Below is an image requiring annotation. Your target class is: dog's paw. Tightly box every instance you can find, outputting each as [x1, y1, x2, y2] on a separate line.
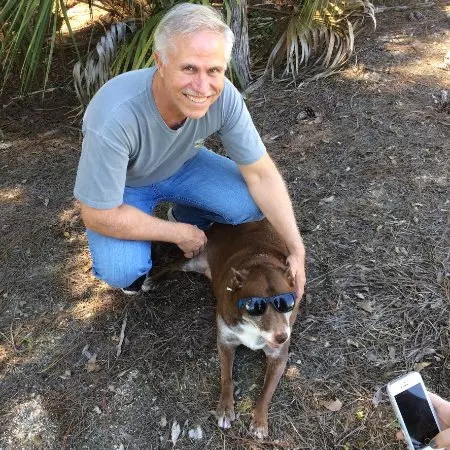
[249, 414, 268, 439]
[216, 404, 235, 429]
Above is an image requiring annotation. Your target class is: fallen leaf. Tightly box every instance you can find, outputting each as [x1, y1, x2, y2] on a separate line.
[388, 346, 396, 360]
[237, 396, 253, 413]
[86, 354, 102, 373]
[414, 361, 431, 372]
[262, 134, 281, 143]
[59, 370, 71, 380]
[171, 420, 181, 446]
[372, 387, 383, 407]
[303, 335, 317, 342]
[415, 348, 436, 362]
[347, 339, 360, 348]
[285, 366, 301, 380]
[159, 415, 167, 427]
[319, 195, 335, 205]
[320, 399, 343, 411]
[188, 425, 203, 440]
[81, 344, 91, 359]
[357, 300, 373, 313]
[313, 114, 323, 124]
[355, 292, 365, 300]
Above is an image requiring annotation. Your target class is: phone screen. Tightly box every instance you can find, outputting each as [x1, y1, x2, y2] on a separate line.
[395, 382, 440, 450]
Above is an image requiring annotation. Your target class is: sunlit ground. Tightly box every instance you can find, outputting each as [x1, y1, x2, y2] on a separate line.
[58, 203, 116, 321]
[60, 2, 105, 34]
[0, 187, 26, 204]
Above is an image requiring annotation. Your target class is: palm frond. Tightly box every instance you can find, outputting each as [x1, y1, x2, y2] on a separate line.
[0, 0, 79, 93]
[73, 21, 135, 107]
[264, 0, 376, 83]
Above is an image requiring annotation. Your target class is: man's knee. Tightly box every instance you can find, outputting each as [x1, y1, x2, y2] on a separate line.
[86, 229, 152, 289]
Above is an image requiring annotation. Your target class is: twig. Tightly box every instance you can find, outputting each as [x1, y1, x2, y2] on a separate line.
[219, 431, 292, 448]
[374, 3, 435, 14]
[116, 313, 127, 358]
[2, 87, 63, 108]
[10, 322, 19, 353]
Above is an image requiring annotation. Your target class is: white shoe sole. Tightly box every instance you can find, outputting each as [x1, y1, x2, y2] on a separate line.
[167, 207, 178, 223]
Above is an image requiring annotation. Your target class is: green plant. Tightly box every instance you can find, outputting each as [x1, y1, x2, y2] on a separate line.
[0, 0, 79, 92]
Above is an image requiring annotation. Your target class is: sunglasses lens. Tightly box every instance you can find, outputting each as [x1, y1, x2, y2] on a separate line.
[246, 298, 267, 316]
[273, 294, 295, 313]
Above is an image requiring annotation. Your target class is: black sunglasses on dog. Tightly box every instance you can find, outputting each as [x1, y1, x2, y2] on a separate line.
[237, 292, 296, 316]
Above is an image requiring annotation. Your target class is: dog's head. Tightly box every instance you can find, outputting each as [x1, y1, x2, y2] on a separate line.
[229, 263, 299, 349]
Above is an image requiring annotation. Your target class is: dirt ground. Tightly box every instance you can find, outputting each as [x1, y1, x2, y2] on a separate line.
[0, 1, 449, 449]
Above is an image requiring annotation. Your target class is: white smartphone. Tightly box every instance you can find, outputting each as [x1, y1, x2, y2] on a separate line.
[387, 371, 443, 450]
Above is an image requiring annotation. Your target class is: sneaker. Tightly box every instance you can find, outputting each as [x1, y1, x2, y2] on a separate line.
[120, 271, 152, 295]
[167, 206, 178, 223]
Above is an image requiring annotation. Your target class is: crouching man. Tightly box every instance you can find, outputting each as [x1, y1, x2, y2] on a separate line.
[74, 3, 305, 298]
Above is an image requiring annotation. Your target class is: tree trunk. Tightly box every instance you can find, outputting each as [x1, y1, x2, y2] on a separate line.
[229, 0, 251, 88]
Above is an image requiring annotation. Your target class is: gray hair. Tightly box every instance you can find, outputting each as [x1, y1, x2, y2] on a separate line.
[154, 3, 235, 64]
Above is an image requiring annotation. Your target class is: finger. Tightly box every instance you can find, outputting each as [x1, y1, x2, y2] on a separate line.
[430, 428, 450, 449]
[295, 279, 304, 300]
[396, 430, 404, 441]
[429, 392, 448, 410]
[294, 272, 305, 299]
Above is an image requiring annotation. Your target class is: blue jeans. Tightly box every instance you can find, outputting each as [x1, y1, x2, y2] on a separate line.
[86, 148, 263, 288]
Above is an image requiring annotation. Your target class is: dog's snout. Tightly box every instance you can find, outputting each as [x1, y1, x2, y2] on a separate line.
[274, 332, 288, 344]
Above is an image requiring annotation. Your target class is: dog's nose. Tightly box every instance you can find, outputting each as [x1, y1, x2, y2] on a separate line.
[274, 332, 288, 344]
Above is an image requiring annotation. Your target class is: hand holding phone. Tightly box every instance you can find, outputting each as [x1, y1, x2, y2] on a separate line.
[388, 372, 444, 450]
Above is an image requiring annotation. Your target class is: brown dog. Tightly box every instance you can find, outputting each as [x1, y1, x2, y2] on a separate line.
[178, 218, 301, 438]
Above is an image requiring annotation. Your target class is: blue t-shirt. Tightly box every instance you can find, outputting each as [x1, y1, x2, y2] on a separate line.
[74, 67, 266, 209]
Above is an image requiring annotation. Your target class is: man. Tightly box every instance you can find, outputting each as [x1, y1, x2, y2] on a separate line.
[74, 3, 306, 298]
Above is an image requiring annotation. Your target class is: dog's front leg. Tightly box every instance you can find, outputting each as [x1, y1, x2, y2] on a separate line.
[216, 341, 237, 429]
[250, 344, 289, 439]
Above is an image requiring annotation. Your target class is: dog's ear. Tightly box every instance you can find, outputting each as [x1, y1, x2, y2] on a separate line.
[230, 268, 249, 290]
[284, 266, 295, 287]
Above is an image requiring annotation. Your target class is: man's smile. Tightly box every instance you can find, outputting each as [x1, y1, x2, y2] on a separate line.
[184, 93, 214, 104]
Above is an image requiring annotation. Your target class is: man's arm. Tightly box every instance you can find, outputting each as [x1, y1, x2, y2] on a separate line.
[80, 202, 207, 258]
[239, 153, 306, 298]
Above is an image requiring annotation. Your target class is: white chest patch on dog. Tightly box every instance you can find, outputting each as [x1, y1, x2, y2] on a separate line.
[217, 316, 268, 351]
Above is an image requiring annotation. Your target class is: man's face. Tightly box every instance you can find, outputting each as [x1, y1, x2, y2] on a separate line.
[155, 30, 227, 122]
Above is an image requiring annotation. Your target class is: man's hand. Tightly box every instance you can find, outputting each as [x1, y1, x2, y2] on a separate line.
[396, 392, 450, 450]
[174, 223, 207, 258]
[286, 246, 306, 299]
[239, 154, 306, 299]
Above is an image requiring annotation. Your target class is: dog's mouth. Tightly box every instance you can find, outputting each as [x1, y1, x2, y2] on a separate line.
[242, 317, 289, 349]
[266, 340, 283, 349]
